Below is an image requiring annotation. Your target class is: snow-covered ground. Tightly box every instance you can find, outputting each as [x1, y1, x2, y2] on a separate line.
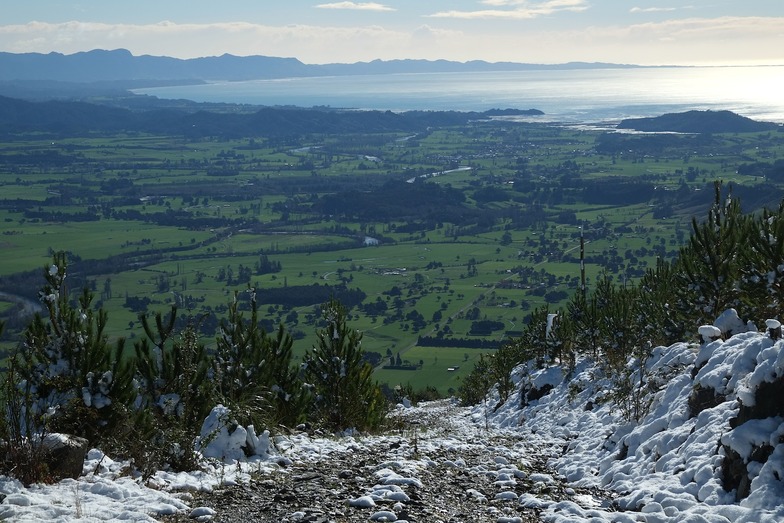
[486, 318, 784, 522]
[3, 313, 784, 522]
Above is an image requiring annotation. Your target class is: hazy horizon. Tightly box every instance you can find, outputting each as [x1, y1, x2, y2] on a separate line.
[2, 1, 783, 67]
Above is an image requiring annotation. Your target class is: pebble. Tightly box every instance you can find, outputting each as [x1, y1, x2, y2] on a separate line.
[160, 400, 612, 523]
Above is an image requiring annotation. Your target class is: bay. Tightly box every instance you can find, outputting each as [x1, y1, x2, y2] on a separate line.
[134, 66, 784, 124]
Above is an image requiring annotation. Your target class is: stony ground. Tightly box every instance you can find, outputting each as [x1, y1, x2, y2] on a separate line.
[163, 401, 614, 523]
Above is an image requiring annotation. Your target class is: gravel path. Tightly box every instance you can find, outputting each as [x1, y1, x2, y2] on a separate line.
[162, 400, 613, 522]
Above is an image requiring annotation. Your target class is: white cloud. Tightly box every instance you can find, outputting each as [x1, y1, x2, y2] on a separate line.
[429, 0, 589, 20]
[412, 24, 462, 40]
[481, 0, 586, 6]
[315, 2, 395, 11]
[630, 7, 679, 13]
[557, 16, 784, 65]
[618, 16, 784, 40]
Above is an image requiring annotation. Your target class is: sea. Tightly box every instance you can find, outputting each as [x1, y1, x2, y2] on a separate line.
[133, 66, 784, 125]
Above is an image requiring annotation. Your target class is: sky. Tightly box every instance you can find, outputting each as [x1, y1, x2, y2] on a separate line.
[0, 1, 783, 66]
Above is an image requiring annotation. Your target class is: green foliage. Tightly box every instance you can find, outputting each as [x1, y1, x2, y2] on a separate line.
[1, 255, 393, 484]
[593, 276, 644, 371]
[303, 298, 387, 432]
[739, 201, 784, 320]
[133, 310, 213, 472]
[676, 182, 746, 324]
[459, 184, 758, 421]
[0, 351, 55, 485]
[565, 291, 600, 359]
[636, 258, 688, 346]
[457, 353, 493, 407]
[10, 253, 135, 442]
[213, 290, 309, 430]
[488, 342, 524, 406]
[0, 255, 136, 483]
[0, 321, 41, 484]
[507, 307, 549, 366]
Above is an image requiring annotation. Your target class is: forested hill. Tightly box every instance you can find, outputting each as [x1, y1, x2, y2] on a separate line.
[617, 109, 779, 133]
[0, 94, 521, 138]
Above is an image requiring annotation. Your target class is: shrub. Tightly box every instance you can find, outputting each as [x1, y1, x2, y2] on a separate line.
[213, 290, 309, 431]
[676, 182, 746, 324]
[739, 201, 784, 320]
[133, 309, 213, 473]
[10, 254, 135, 442]
[302, 298, 387, 432]
[457, 353, 493, 407]
[0, 255, 394, 483]
[0, 254, 135, 483]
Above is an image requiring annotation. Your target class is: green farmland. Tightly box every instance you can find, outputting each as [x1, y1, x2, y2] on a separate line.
[2, 108, 783, 394]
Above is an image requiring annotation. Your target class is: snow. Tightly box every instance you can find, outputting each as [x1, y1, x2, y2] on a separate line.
[483, 316, 784, 522]
[0, 452, 189, 522]
[698, 324, 722, 341]
[713, 308, 750, 337]
[3, 312, 784, 521]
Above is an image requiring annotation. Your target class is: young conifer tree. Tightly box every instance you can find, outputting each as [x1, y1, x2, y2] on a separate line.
[133, 308, 213, 472]
[213, 289, 309, 430]
[10, 252, 135, 443]
[302, 298, 386, 432]
[676, 182, 746, 325]
[740, 201, 784, 320]
[636, 257, 687, 346]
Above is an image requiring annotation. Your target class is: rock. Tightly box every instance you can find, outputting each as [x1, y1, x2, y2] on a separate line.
[42, 433, 89, 480]
[713, 309, 746, 338]
[348, 495, 375, 508]
[369, 510, 397, 521]
[158, 400, 587, 523]
[721, 445, 750, 501]
[522, 383, 553, 406]
[687, 384, 725, 419]
[697, 325, 722, 344]
[766, 319, 782, 339]
[189, 506, 216, 522]
[731, 376, 784, 428]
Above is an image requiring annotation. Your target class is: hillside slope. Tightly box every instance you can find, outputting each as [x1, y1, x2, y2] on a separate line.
[485, 312, 784, 521]
[617, 109, 779, 133]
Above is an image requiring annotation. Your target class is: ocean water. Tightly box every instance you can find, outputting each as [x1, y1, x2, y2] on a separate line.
[134, 66, 784, 124]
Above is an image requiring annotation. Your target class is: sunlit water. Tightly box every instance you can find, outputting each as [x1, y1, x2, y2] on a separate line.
[134, 66, 784, 124]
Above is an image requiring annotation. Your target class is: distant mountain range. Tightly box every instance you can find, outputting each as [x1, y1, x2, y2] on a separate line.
[0, 48, 642, 85]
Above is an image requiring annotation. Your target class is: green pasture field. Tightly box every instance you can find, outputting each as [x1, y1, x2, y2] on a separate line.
[0, 219, 215, 274]
[0, 185, 53, 200]
[374, 346, 498, 394]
